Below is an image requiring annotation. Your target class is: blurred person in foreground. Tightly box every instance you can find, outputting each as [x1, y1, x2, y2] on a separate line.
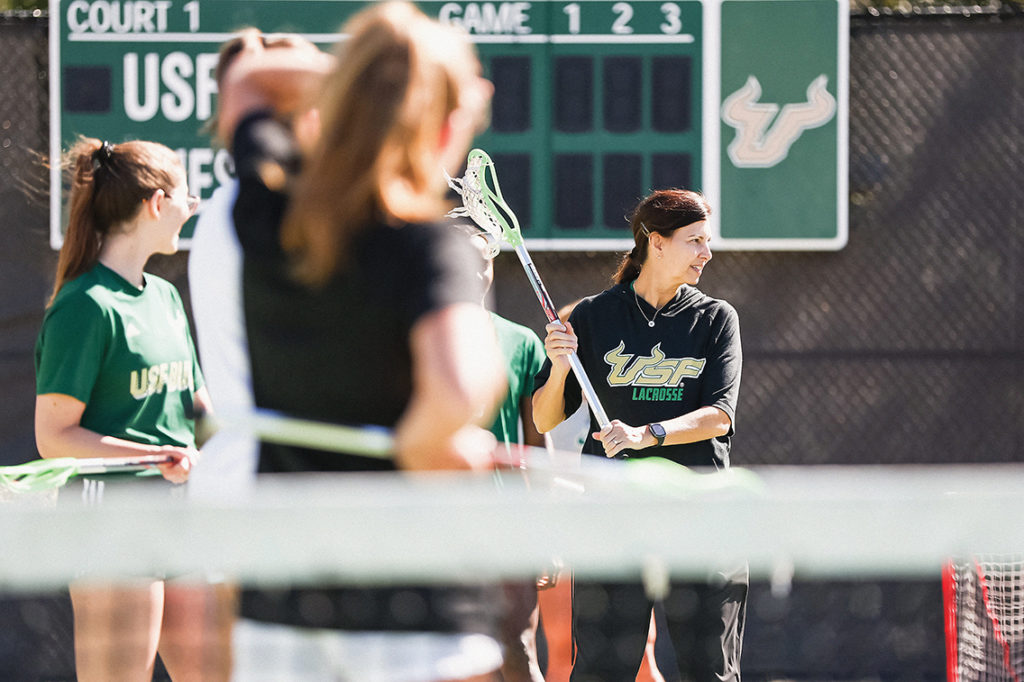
[215, 2, 507, 680]
[532, 189, 746, 682]
[34, 137, 231, 680]
[187, 29, 325, 499]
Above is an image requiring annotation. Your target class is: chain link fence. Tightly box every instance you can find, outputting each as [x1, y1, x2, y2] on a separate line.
[0, 12, 52, 461]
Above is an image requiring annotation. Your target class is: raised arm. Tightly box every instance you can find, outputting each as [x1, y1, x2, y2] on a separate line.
[216, 40, 334, 146]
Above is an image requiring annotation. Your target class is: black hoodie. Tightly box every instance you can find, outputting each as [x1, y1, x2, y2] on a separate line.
[534, 282, 741, 468]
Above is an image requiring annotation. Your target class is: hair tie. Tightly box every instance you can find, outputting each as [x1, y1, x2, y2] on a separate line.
[91, 141, 114, 172]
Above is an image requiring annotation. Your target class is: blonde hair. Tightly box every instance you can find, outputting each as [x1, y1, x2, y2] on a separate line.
[50, 137, 181, 305]
[281, 1, 484, 286]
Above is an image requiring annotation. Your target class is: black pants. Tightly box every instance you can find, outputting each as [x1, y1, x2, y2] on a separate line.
[570, 566, 747, 682]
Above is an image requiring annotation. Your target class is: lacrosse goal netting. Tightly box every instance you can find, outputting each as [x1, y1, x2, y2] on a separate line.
[945, 554, 1024, 682]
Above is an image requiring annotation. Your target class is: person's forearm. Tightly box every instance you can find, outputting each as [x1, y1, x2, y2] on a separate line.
[393, 345, 504, 471]
[394, 398, 462, 470]
[519, 395, 546, 448]
[36, 425, 165, 460]
[531, 367, 571, 434]
[394, 396, 486, 472]
[657, 406, 731, 447]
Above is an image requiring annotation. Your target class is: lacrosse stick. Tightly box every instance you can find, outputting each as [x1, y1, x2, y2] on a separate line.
[0, 454, 174, 495]
[220, 409, 763, 497]
[446, 149, 610, 429]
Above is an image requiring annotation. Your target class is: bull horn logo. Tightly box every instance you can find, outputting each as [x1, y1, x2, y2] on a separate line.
[721, 75, 836, 168]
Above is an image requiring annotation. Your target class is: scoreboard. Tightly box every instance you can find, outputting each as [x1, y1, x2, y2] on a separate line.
[51, 0, 847, 250]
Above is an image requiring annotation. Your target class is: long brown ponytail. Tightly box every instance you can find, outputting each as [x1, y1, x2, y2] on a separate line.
[612, 189, 712, 285]
[49, 137, 181, 305]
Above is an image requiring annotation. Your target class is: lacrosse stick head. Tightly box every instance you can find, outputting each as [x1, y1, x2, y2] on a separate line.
[0, 458, 78, 496]
[445, 149, 524, 248]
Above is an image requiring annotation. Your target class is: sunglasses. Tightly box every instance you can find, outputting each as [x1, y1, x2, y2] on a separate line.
[165, 192, 201, 215]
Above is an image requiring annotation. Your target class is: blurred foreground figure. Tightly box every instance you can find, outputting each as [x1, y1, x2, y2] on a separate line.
[217, 3, 508, 680]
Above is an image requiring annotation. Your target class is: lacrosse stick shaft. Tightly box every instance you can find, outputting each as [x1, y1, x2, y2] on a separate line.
[231, 409, 534, 468]
[513, 244, 611, 429]
[221, 409, 763, 497]
[224, 410, 598, 488]
[74, 454, 175, 475]
[237, 409, 394, 459]
[229, 410, 582, 477]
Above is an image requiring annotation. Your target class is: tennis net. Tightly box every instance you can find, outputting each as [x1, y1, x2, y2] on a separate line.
[2, 461, 1024, 681]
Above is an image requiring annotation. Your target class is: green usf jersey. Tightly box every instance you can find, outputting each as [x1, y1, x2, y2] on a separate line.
[35, 263, 204, 448]
[488, 312, 546, 446]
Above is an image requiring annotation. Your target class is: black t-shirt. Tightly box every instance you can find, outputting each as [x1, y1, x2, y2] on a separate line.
[535, 282, 742, 468]
[231, 111, 496, 634]
[232, 111, 485, 473]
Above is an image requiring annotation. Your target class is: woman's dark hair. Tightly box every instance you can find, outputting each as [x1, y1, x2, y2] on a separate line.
[612, 188, 711, 284]
[50, 137, 181, 305]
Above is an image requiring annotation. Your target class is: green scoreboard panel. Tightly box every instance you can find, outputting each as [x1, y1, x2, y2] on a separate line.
[51, 0, 847, 251]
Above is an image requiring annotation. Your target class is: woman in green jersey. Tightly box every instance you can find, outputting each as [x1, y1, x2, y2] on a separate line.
[34, 138, 229, 681]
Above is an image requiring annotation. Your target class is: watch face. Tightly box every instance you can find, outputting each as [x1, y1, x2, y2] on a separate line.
[650, 423, 666, 443]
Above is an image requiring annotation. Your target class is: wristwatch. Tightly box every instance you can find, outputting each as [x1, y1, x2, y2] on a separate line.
[648, 422, 667, 447]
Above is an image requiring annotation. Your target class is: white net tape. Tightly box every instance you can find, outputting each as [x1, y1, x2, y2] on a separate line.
[4, 464, 1024, 590]
[5, 463, 1024, 681]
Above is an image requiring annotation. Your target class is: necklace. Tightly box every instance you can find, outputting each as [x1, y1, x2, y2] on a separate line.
[633, 287, 663, 327]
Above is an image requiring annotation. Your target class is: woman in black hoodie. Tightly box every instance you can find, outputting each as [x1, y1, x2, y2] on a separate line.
[533, 188, 746, 682]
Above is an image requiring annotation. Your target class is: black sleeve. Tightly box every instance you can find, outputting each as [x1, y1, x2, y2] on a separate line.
[699, 302, 742, 434]
[398, 223, 488, 329]
[231, 110, 302, 259]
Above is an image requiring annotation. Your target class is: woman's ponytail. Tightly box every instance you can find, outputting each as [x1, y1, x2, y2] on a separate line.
[49, 138, 106, 306]
[612, 245, 643, 285]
